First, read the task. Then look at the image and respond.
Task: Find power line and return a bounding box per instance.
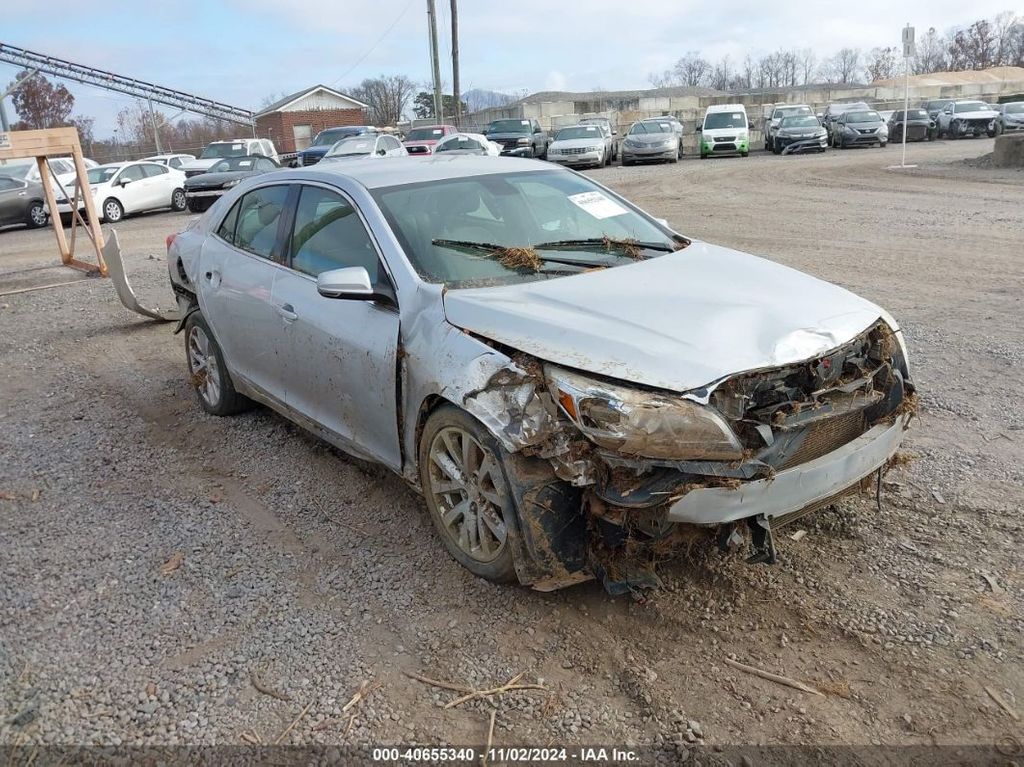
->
[330,0,419,87]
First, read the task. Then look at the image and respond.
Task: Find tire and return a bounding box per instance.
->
[700,152,708,159]
[418,404,520,584]
[25,200,47,229]
[949,120,960,140]
[740,150,749,157]
[101,197,124,223]
[171,188,187,212]
[184,313,251,417]
[622,158,635,167]
[879,141,887,149]
[772,138,781,154]
[668,152,678,164]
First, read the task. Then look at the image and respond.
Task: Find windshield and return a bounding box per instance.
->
[955,101,987,113]
[372,169,679,289]
[900,109,929,120]
[555,126,603,141]
[200,143,247,159]
[406,127,446,141]
[210,157,259,173]
[87,166,120,184]
[313,128,362,146]
[488,119,532,133]
[780,116,819,129]
[774,106,812,119]
[846,111,881,123]
[703,111,747,129]
[325,138,374,157]
[628,121,672,135]
[1005,103,1024,114]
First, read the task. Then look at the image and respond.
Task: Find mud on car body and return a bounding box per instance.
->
[165,157,914,595]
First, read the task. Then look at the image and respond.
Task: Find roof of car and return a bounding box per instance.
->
[274,155,551,190]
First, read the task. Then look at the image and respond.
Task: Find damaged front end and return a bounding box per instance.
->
[467,322,914,596]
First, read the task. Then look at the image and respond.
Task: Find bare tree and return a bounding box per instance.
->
[866,46,898,81]
[948,19,998,70]
[709,55,732,90]
[674,52,711,87]
[798,49,816,85]
[820,48,862,84]
[914,27,949,73]
[350,74,416,126]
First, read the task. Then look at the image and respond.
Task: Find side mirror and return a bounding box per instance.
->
[317,266,394,306]
[317,266,374,299]
[120,177,133,186]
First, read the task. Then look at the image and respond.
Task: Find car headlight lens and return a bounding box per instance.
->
[516,137,529,145]
[546,365,744,461]
[623,138,638,147]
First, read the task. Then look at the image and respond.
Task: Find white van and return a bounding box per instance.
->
[698,104,750,159]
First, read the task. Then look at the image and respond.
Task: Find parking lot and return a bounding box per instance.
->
[1,138,1022,751]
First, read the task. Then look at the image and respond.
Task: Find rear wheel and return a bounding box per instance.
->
[419,405,519,584]
[171,188,187,211]
[184,313,251,416]
[25,200,47,229]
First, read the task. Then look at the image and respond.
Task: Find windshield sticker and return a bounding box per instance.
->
[568,191,628,220]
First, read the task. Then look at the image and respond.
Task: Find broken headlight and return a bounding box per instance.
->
[546,365,744,461]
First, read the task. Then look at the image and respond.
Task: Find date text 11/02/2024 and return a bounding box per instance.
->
[371,746,640,762]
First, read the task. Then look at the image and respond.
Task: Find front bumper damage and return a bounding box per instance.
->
[467,321,914,595]
[779,136,828,154]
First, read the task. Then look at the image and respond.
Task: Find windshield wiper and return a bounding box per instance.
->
[431,239,613,269]
[534,237,679,254]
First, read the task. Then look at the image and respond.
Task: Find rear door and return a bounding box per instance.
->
[0,177,26,225]
[270,182,401,469]
[198,183,294,400]
[139,163,173,209]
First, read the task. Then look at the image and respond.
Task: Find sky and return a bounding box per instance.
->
[1,0,1016,137]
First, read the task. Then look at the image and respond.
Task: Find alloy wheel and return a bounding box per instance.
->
[29,203,47,227]
[427,426,508,563]
[187,325,222,408]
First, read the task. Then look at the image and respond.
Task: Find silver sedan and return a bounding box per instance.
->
[167,156,914,593]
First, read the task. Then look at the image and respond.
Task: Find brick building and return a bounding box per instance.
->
[254,85,368,153]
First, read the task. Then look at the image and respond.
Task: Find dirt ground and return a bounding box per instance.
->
[1,139,1022,757]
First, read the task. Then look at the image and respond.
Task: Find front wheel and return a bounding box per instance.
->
[25,201,47,229]
[102,197,124,223]
[184,313,251,416]
[419,405,519,583]
[171,188,187,212]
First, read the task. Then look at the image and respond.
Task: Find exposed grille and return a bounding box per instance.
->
[712,143,737,151]
[501,139,522,149]
[857,128,874,134]
[779,410,866,470]
[714,136,736,142]
[562,147,590,155]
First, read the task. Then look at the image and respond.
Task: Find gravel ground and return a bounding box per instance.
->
[1,138,1022,754]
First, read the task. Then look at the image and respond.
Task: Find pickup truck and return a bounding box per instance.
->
[762,104,813,151]
[483,118,551,159]
[179,138,279,178]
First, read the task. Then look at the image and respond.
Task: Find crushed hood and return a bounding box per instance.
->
[442,242,890,394]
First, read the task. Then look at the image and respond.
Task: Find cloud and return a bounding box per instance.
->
[545,70,568,91]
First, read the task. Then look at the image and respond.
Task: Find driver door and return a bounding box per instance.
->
[270,183,401,469]
[114,164,148,213]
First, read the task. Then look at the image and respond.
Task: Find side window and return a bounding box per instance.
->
[216,200,241,245]
[233,185,289,259]
[385,136,402,151]
[290,186,379,281]
[256,158,276,171]
[0,177,20,191]
[142,164,169,177]
[169,157,182,169]
[119,165,146,182]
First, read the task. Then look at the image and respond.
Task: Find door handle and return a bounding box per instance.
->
[204,270,221,289]
[278,303,298,322]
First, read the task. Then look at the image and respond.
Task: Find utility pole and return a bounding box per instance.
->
[148,97,163,154]
[427,0,443,121]
[450,0,460,126]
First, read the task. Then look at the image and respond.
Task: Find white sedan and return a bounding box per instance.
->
[52,160,187,223]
